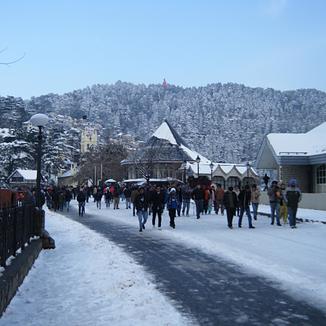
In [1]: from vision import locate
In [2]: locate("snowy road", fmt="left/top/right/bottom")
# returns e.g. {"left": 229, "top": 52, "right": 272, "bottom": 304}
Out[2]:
{"left": 61, "top": 203, "right": 326, "bottom": 326}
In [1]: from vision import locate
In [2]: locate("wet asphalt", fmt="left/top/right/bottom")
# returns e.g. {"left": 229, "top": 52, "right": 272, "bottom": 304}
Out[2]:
{"left": 59, "top": 206, "right": 326, "bottom": 326}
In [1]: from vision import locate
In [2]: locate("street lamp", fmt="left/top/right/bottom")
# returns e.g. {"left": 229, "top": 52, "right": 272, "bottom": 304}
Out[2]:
{"left": 195, "top": 155, "right": 201, "bottom": 179}
{"left": 30, "top": 113, "right": 49, "bottom": 208}
{"left": 209, "top": 161, "right": 214, "bottom": 181}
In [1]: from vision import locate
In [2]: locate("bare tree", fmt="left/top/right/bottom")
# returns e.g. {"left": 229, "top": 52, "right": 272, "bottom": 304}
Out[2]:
{"left": 77, "top": 142, "right": 128, "bottom": 184}
{"left": 129, "top": 138, "right": 167, "bottom": 180}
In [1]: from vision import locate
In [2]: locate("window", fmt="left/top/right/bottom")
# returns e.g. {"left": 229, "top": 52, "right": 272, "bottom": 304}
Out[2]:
{"left": 11, "top": 176, "right": 23, "bottom": 182}
{"left": 226, "top": 177, "right": 240, "bottom": 188}
{"left": 212, "top": 176, "right": 225, "bottom": 188}
{"left": 242, "top": 177, "right": 256, "bottom": 186}
{"left": 317, "top": 165, "right": 326, "bottom": 184}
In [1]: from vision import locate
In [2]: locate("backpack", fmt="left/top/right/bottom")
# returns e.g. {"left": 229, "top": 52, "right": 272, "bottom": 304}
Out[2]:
{"left": 169, "top": 197, "right": 178, "bottom": 209}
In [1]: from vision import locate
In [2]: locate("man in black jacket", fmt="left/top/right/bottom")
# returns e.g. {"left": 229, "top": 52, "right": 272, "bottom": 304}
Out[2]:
{"left": 192, "top": 184, "right": 204, "bottom": 219}
{"left": 151, "top": 186, "right": 165, "bottom": 229}
{"left": 77, "top": 188, "right": 86, "bottom": 216}
{"left": 181, "top": 184, "right": 192, "bottom": 216}
{"left": 223, "top": 187, "right": 238, "bottom": 229}
{"left": 135, "top": 187, "right": 149, "bottom": 232}
{"left": 124, "top": 187, "right": 132, "bottom": 209}
{"left": 238, "top": 185, "right": 255, "bottom": 229}
{"left": 285, "top": 179, "right": 302, "bottom": 229}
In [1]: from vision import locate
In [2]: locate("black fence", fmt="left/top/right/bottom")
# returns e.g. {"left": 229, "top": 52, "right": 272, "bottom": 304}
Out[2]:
{"left": 0, "top": 205, "right": 43, "bottom": 268}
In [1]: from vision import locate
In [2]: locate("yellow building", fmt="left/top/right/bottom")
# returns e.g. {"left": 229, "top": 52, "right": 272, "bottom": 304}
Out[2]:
{"left": 81, "top": 127, "right": 97, "bottom": 153}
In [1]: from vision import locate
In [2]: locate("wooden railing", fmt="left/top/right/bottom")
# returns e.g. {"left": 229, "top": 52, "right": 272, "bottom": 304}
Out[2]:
{"left": 0, "top": 205, "right": 43, "bottom": 268}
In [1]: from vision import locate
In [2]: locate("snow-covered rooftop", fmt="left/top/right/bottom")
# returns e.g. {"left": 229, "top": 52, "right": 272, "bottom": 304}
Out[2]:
{"left": 151, "top": 120, "right": 211, "bottom": 163}
{"left": 16, "top": 169, "right": 37, "bottom": 180}
{"left": 218, "top": 164, "right": 234, "bottom": 174}
{"left": 268, "top": 122, "right": 326, "bottom": 156}
{"left": 188, "top": 162, "right": 258, "bottom": 177}
{"left": 180, "top": 144, "right": 210, "bottom": 164}
{"left": 152, "top": 120, "right": 183, "bottom": 146}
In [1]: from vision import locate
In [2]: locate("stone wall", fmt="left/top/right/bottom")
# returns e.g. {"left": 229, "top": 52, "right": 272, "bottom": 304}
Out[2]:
{"left": 260, "top": 192, "right": 326, "bottom": 210}
{"left": 280, "top": 165, "right": 312, "bottom": 192}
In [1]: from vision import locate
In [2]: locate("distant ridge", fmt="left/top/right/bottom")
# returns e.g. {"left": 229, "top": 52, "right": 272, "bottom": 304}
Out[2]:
{"left": 2, "top": 82, "right": 326, "bottom": 163}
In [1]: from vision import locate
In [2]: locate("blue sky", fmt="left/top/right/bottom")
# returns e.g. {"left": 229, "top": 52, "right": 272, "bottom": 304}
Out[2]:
{"left": 0, "top": 0, "right": 325, "bottom": 98}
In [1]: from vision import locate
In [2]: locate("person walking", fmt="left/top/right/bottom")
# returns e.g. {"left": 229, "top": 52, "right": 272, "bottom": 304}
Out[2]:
{"left": 238, "top": 185, "right": 255, "bottom": 229}
{"left": 203, "top": 186, "right": 210, "bottom": 214}
{"left": 263, "top": 174, "right": 270, "bottom": 191}
{"left": 181, "top": 184, "right": 192, "bottom": 216}
{"left": 215, "top": 184, "right": 225, "bottom": 215}
{"left": 234, "top": 185, "right": 241, "bottom": 217}
{"left": 59, "top": 190, "right": 65, "bottom": 211}
{"left": 64, "top": 188, "right": 72, "bottom": 212}
{"left": 51, "top": 188, "right": 59, "bottom": 211}
{"left": 124, "top": 187, "right": 132, "bottom": 209}
{"left": 167, "top": 188, "right": 179, "bottom": 229}
{"left": 223, "top": 187, "right": 238, "bottom": 229}
{"left": 72, "top": 187, "right": 77, "bottom": 200}
{"left": 95, "top": 189, "right": 103, "bottom": 209}
{"left": 279, "top": 182, "right": 288, "bottom": 224}
{"left": 77, "top": 188, "right": 86, "bottom": 217}
{"left": 113, "top": 186, "right": 120, "bottom": 209}
{"left": 285, "top": 179, "right": 302, "bottom": 229}
{"left": 251, "top": 184, "right": 260, "bottom": 221}
{"left": 86, "top": 187, "right": 91, "bottom": 203}
{"left": 192, "top": 184, "right": 204, "bottom": 219}
{"left": 151, "top": 185, "right": 165, "bottom": 229}
{"left": 208, "top": 186, "right": 215, "bottom": 214}
{"left": 268, "top": 181, "right": 282, "bottom": 226}
{"left": 135, "top": 187, "right": 149, "bottom": 232}
{"left": 104, "top": 187, "right": 111, "bottom": 207}
{"left": 131, "top": 187, "right": 139, "bottom": 216}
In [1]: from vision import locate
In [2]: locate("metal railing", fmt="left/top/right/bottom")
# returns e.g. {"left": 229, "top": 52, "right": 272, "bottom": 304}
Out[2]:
{"left": 278, "top": 151, "right": 308, "bottom": 155}
{"left": 0, "top": 205, "right": 43, "bottom": 268}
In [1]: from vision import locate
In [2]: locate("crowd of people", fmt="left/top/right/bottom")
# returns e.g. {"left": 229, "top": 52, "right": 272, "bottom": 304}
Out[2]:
{"left": 44, "top": 177, "right": 302, "bottom": 232}
{"left": 12, "top": 174, "right": 303, "bottom": 232}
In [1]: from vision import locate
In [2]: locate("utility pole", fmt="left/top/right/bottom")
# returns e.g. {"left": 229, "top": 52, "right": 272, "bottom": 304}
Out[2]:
{"left": 94, "top": 165, "right": 97, "bottom": 186}
{"left": 100, "top": 163, "right": 103, "bottom": 184}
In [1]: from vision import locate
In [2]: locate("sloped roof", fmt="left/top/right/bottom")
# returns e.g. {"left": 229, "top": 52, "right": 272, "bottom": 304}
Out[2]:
{"left": 124, "top": 138, "right": 191, "bottom": 163}
{"left": 123, "top": 120, "right": 210, "bottom": 164}
{"left": 267, "top": 122, "right": 326, "bottom": 156}
{"left": 15, "top": 169, "right": 37, "bottom": 180}
{"left": 152, "top": 120, "right": 189, "bottom": 147}
{"left": 218, "top": 164, "right": 234, "bottom": 174}
{"left": 188, "top": 163, "right": 258, "bottom": 177}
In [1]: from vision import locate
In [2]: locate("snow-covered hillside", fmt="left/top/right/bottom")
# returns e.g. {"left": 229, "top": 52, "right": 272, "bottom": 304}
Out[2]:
{"left": 1, "top": 82, "right": 326, "bottom": 175}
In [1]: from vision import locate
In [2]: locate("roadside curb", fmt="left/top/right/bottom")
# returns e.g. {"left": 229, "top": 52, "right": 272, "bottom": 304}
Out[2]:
{"left": 257, "top": 211, "right": 326, "bottom": 225}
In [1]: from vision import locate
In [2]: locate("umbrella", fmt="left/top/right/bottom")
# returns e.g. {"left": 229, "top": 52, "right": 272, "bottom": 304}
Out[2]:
{"left": 105, "top": 179, "right": 116, "bottom": 183}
